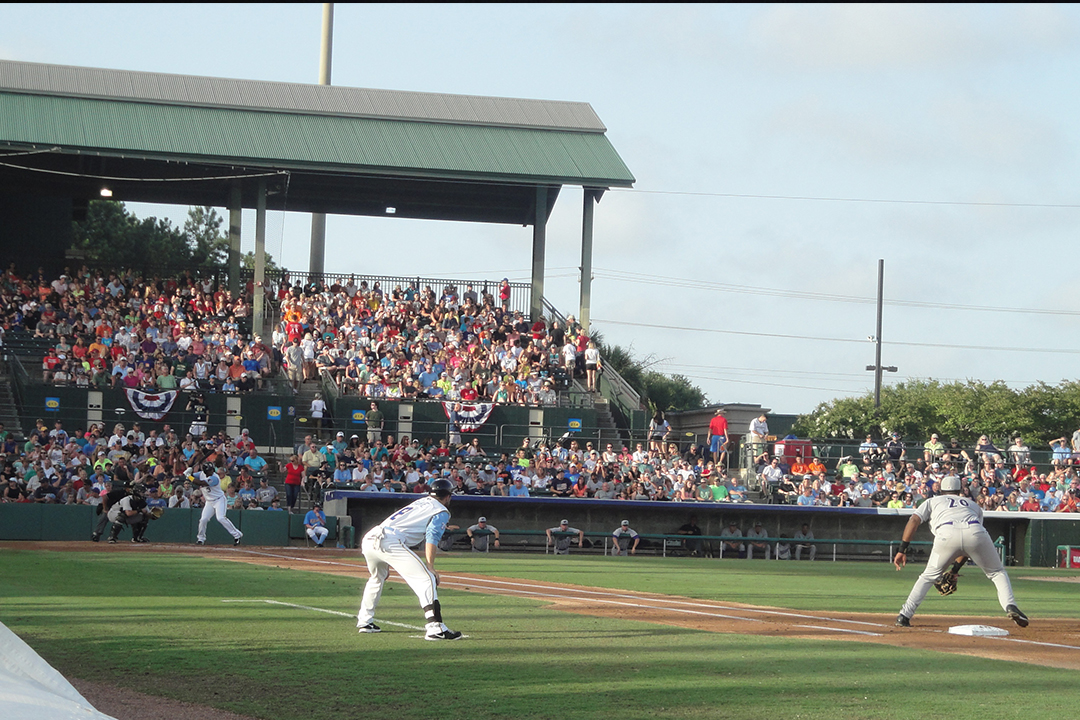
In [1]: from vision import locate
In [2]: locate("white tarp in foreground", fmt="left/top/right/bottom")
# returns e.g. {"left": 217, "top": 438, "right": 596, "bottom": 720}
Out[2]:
{"left": 0, "top": 621, "right": 115, "bottom": 720}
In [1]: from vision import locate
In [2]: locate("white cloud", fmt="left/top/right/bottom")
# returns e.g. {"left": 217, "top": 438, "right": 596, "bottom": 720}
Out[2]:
{"left": 749, "top": 4, "right": 1079, "bottom": 70}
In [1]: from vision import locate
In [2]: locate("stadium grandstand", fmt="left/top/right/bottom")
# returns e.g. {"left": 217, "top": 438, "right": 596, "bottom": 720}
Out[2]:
{"left": 0, "top": 60, "right": 1075, "bottom": 566}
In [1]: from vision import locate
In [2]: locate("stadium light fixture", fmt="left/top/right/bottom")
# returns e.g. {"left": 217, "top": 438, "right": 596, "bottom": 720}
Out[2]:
{"left": 99, "top": 187, "right": 113, "bottom": 197}
{"left": 385, "top": 207, "right": 396, "bottom": 214}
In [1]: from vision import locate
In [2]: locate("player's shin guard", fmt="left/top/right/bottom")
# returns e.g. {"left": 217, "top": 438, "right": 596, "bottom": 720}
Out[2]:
{"left": 108, "top": 522, "right": 123, "bottom": 542}
{"left": 423, "top": 600, "right": 443, "bottom": 624}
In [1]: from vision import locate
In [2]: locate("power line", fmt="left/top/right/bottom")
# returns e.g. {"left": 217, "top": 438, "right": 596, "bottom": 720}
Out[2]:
{"left": 593, "top": 267, "right": 1080, "bottom": 317}
{"left": 593, "top": 317, "right": 1080, "bottom": 355}
{"left": 610, "top": 186, "right": 1080, "bottom": 209}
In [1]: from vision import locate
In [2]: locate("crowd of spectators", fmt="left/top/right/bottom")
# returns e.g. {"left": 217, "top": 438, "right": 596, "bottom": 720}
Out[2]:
{"left": 2, "top": 265, "right": 272, "bottom": 393}
{"left": 291, "top": 430, "right": 755, "bottom": 505}
{"left": 5, "top": 266, "right": 614, "bottom": 410}
{"left": 272, "top": 276, "right": 589, "bottom": 404}
{"left": 752, "top": 430, "right": 1080, "bottom": 513}
{"left": 0, "top": 418, "right": 282, "bottom": 513}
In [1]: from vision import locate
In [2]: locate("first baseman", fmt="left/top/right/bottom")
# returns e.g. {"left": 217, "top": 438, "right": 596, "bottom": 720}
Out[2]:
{"left": 356, "top": 478, "right": 461, "bottom": 640}
{"left": 893, "top": 474, "right": 1027, "bottom": 628}
{"left": 193, "top": 463, "right": 243, "bottom": 546}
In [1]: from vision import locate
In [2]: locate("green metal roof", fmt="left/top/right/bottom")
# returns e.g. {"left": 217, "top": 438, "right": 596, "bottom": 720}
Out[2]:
{"left": 0, "top": 91, "right": 635, "bottom": 187}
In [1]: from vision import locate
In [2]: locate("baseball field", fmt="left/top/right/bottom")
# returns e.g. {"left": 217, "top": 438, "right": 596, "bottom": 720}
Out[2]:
{"left": 2, "top": 542, "right": 1079, "bottom": 720}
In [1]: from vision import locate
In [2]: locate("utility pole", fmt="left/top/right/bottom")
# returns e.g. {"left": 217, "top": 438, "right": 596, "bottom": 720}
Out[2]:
{"left": 866, "top": 258, "right": 897, "bottom": 407}
{"left": 308, "top": 3, "right": 334, "bottom": 280}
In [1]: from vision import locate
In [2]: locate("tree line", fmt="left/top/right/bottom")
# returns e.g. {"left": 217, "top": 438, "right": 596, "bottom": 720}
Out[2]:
{"left": 792, "top": 378, "right": 1080, "bottom": 445}
{"left": 71, "top": 201, "right": 277, "bottom": 273}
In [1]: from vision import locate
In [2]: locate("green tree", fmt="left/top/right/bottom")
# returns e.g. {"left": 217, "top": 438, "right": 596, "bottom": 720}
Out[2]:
{"left": 183, "top": 206, "right": 229, "bottom": 267}
{"left": 72, "top": 200, "right": 188, "bottom": 269}
{"left": 793, "top": 379, "right": 1080, "bottom": 445}
{"left": 592, "top": 332, "right": 706, "bottom": 412}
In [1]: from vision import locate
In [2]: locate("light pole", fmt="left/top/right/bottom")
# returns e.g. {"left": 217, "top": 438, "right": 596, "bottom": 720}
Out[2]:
{"left": 866, "top": 258, "right": 897, "bottom": 407}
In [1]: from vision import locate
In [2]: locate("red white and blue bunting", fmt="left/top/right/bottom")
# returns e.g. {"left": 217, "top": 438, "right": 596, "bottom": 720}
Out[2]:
{"left": 442, "top": 402, "right": 494, "bottom": 432}
{"left": 125, "top": 389, "right": 179, "bottom": 420}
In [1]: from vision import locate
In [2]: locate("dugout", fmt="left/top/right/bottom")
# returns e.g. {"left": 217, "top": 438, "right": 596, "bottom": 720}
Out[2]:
{"left": 326, "top": 491, "right": 1078, "bottom": 566}
{"left": 0, "top": 59, "right": 634, "bottom": 333}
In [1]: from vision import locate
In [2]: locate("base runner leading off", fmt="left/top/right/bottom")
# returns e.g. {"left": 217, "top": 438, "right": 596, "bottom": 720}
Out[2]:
{"left": 356, "top": 478, "right": 462, "bottom": 640}
{"left": 893, "top": 474, "right": 1027, "bottom": 628}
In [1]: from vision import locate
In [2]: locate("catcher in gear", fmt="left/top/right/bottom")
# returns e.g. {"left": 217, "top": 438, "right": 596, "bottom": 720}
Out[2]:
{"left": 106, "top": 484, "right": 157, "bottom": 543}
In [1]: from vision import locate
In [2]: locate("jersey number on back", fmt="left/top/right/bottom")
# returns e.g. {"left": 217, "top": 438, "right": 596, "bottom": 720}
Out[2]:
{"left": 946, "top": 497, "right": 970, "bottom": 508}
{"left": 387, "top": 505, "right": 415, "bottom": 522}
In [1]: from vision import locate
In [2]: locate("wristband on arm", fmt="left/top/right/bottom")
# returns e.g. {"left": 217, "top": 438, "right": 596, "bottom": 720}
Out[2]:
{"left": 898, "top": 541, "right": 910, "bottom": 554}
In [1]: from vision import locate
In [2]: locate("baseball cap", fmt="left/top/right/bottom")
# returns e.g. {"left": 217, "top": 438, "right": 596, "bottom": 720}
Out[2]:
{"left": 478, "top": 517, "right": 487, "bottom": 523}
{"left": 560, "top": 519, "right": 569, "bottom": 525}
{"left": 621, "top": 520, "right": 629, "bottom": 526}
{"left": 336, "top": 432, "right": 344, "bottom": 437}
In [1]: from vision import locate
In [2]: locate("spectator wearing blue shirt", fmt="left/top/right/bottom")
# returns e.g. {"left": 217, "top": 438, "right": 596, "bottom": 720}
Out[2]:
{"left": 333, "top": 459, "right": 353, "bottom": 486}
{"left": 240, "top": 449, "right": 268, "bottom": 477}
{"left": 507, "top": 476, "right": 529, "bottom": 497}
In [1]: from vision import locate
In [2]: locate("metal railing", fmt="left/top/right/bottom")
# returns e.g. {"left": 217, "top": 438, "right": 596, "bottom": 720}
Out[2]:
{"left": 541, "top": 298, "right": 643, "bottom": 422}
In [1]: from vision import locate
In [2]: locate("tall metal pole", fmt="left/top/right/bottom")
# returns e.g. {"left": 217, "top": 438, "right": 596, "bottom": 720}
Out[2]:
{"left": 308, "top": 3, "right": 333, "bottom": 279}
{"left": 874, "top": 259, "right": 884, "bottom": 408}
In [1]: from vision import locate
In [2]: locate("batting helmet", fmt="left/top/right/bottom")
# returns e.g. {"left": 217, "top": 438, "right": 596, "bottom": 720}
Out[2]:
{"left": 201, "top": 462, "right": 216, "bottom": 476}
{"left": 429, "top": 478, "right": 454, "bottom": 497}
{"left": 941, "top": 475, "right": 962, "bottom": 493}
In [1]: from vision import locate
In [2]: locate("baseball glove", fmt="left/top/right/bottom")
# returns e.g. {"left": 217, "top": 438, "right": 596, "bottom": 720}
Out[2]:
{"left": 935, "top": 571, "right": 958, "bottom": 596}
{"left": 148, "top": 507, "right": 165, "bottom": 520}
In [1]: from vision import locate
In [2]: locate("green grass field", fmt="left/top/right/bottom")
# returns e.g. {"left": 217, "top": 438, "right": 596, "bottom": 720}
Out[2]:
{"left": 2, "top": 549, "right": 1079, "bottom": 720}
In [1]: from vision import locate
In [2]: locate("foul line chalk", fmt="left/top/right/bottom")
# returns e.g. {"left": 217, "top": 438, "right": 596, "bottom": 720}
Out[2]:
{"left": 443, "top": 574, "right": 885, "bottom": 629}
{"left": 794, "top": 624, "right": 882, "bottom": 637}
{"left": 221, "top": 598, "right": 423, "bottom": 631}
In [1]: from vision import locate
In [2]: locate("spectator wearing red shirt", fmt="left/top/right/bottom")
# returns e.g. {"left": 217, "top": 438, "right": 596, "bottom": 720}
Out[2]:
{"left": 708, "top": 408, "right": 729, "bottom": 467}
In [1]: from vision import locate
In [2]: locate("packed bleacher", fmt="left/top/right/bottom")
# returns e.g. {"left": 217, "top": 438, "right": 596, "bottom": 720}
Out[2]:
{"left": 0, "top": 265, "right": 271, "bottom": 393}
{"left": 3, "top": 267, "right": 1077, "bottom": 517}
{"left": 747, "top": 430, "right": 1080, "bottom": 513}
{"left": 273, "top": 275, "right": 589, "bottom": 403}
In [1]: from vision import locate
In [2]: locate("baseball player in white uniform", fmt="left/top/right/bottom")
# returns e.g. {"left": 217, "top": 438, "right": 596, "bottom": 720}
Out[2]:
{"left": 356, "top": 478, "right": 462, "bottom": 640}
{"left": 893, "top": 474, "right": 1027, "bottom": 628}
{"left": 193, "top": 463, "right": 243, "bottom": 546}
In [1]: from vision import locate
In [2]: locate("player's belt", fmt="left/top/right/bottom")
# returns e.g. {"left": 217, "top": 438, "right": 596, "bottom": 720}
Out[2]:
{"left": 939, "top": 520, "right": 980, "bottom": 526}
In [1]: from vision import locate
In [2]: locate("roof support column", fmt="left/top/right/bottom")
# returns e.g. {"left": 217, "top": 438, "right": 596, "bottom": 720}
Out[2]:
{"left": 227, "top": 183, "right": 242, "bottom": 298}
{"left": 253, "top": 178, "right": 267, "bottom": 338}
{"left": 578, "top": 188, "right": 599, "bottom": 334}
{"left": 307, "top": 2, "right": 334, "bottom": 280}
{"left": 530, "top": 185, "right": 548, "bottom": 321}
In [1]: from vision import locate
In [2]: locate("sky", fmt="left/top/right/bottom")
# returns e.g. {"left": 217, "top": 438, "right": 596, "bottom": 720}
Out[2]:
{"left": 4, "top": 3, "right": 1080, "bottom": 415}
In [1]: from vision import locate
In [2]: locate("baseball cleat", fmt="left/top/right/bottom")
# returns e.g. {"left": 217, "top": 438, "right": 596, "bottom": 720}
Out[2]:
{"left": 196, "top": 540, "right": 205, "bottom": 546}
{"left": 107, "top": 537, "right": 117, "bottom": 544}
{"left": 233, "top": 536, "right": 242, "bottom": 546}
{"left": 895, "top": 614, "right": 911, "bottom": 627}
{"left": 90, "top": 533, "right": 100, "bottom": 542}
{"left": 1006, "top": 605, "right": 1029, "bottom": 628}
{"left": 424, "top": 629, "right": 463, "bottom": 641}
{"left": 357, "top": 623, "right": 381, "bottom": 633}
